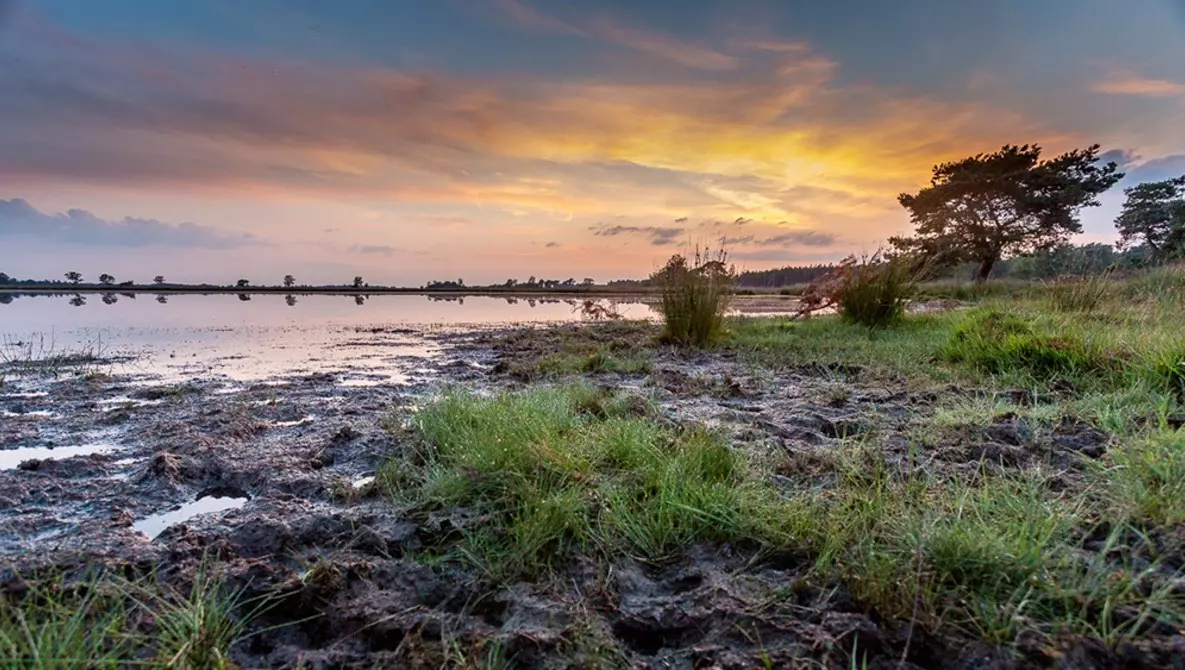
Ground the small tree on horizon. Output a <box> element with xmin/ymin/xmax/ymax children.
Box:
<box><xmin>154</xmin><ymin>275</ymin><xmax>166</xmax><ymax>285</ymax></box>
<box><xmin>353</xmin><ymin>276</ymin><xmax>364</xmax><ymax>288</ymax></box>
<box><xmin>0</xmin><ymin>272</ymin><xmax>10</xmax><ymax>284</ymax></box>
<box><xmin>236</xmin><ymin>279</ymin><xmax>250</xmax><ymax>288</ymax></box>
<box><xmin>99</xmin><ymin>274</ymin><xmax>115</xmax><ymax>285</ymax></box>
<box><xmin>891</xmin><ymin>144</ymin><xmax>1123</xmax><ymax>281</ymax></box>
<box><xmin>283</xmin><ymin>275</ymin><xmax>295</xmax><ymax>288</ymax></box>
<box><xmin>1116</xmin><ymin>175</ymin><xmax>1185</xmax><ymax>261</ymax></box>
<box><xmin>65</xmin><ymin>271</ymin><xmax>83</xmax><ymax>284</ymax></box>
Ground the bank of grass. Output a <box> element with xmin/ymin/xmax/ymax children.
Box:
<box><xmin>380</xmin><ymin>383</ymin><xmax>1185</xmax><ymax>650</ymax></box>
<box><xmin>378</xmin><ymin>266</ymin><xmax>1185</xmax><ymax>655</ymax></box>
<box><xmin>0</xmin><ymin>565</ymin><xmax>273</xmax><ymax>669</ymax></box>
<box><xmin>379</xmin><ymin>384</ymin><xmax>789</xmax><ymax>578</ymax></box>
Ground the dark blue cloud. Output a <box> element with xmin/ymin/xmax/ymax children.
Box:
<box><xmin>0</xmin><ymin>198</ymin><xmax>261</xmax><ymax>248</ymax></box>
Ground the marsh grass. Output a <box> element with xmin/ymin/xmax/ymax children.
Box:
<box><xmin>0</xmin><ymin>333</ymin><xmax>107</xmax><ymax>379</ymax></box>
<box><xmin>837</xmin><ymin>254</ymin><xmax>919</xmax><ymax>328</ymax></box>
<box><xmin>0</xmin><ymin>574</ymin><xmax>133</xmax><ymax>669</ymax></box>
<box><xmin>653</xmin><ymin>247</ymin><xmax>735</xmax><ymax>346</ymax></box>
<box><xmin>0</xmin><ymin>564</ymin><xmax>277</xmax><ymax>669</ymax></box>
<box><xmin>1044</xmin><ymin>272</ymin><xmax>1113</xmax><ymax>313</ymax></box>
<box><xmin>380</xmin><ymin>384</ymin><xmax>788</xmax><ymax>578</ymax></box>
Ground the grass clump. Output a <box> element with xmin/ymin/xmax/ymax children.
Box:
<box><xmin>837</xmin><ymin>254</ymin><xmax>918</xmax><ymax>328</ymax></box>
<box><xmin>538</xmin><ymin>349</ymin><xmax>651</xmax><ymax>375</ymax></box>
<box><xmin>652</xmin><ymin>247</ymin><xmax>735</xmax><ymax>347</ymax></box>
<box><xmin>1044</xmin><ymin>273</ymin><xmax>1113</xmax><ymax>313</ymax></box>
<box><xmin>943</xmin><ymin>310</ymin><xmax>1118</xmax><ymax>382</ymax></box>
<box><xmin>1105</xmin><ymin>429</ymin><xmax>1185</xmax><ymax>525</ymax></box>
<box><xmin>0</xmin><ymin>564</ymin><xmax>275</xmax><ymax>669</ymax></box>
<box><xmin>381</xmin><ymin>384</ymin><xmax>784</xmax><ymax>578</ymax></box>
<box><xmin>0</xmin><ymin>575</ymin><xmax>133</xmax><ymax>669</ymax></box>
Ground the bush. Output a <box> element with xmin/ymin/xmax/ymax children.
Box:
<box><xmin>796</xmin><ymin>252</ymin><xmax>919</xmax><ymax>327</ymax></box>
<box><xmin>838</xmin><ymin>254</ymin><xmax>917</xmax><ymax>327</ymax></box>
<box><xmin>653</xmin><ymin>247</ymin><xmax>735</xmax><ymax>346</ymax></box>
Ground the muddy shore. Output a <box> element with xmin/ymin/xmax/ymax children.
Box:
<box><xmin>0</xmin><ymin>320</ymin><xmax>1175</xmax><ymax>668</ymax></box>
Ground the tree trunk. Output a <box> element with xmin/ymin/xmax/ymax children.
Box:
<box><xmin>976</xmin><ymin>256</ymin><xmax>996</xmax><ymax>283</ymax></box>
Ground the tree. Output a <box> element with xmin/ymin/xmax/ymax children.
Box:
<box><xmin>891</xmin><ymin>144</ymin><xmax>1123</xmax><ymax>281</ymax></box>
<box><xmin>283</xmin><ymin>275</ymin><xmax>295</xmax><ymax>288</ymax></box>
<box><xmin>98</xmin><ymin>273</ymin><xmax>114</xmax><ymax>285</ymax></box>
<box><xmin>154</xmin><ymin>275</ymin><xmax>166</xmax><ymax>285</ymax></box>
<box><xmin>1115</xmin><ymin>175</ymin><xmax>1185</xmax><ymax>260</ymax></box>
<box><xmin>0</xmin><ymin>272</ymin><xmax>9</xmax><ymax>284</ymax></box>
<box><xmin>353</xmin><ymin>276</ymin><xmax>364</xmax><ymax>288</ymax></box>
<box><xmin>582</xmin><ymin>277</ymin><xmax>595</xmax><ymax>286</ymax></box>
<box><xmin>236</xmin><ymin>279</ymin><xmax>250</xmax><ymax>288</ymax></box>
<box><xmin>65</xmin><ymin>271</ymin><xmax>82</xmax><ymax>284</ymax></box>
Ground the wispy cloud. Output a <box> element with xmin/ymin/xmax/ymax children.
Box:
<box><xmin>1094</xmin><ymin>70</ymin><xmax>1185</xmax><ymax>98</ymax></box>
<box><xmin>490</xmin><ymin>0</ymin><xmax>739</xmax><ymax>71</ymax></box>
<box><xmin>544</xmin><ymin>241</ymin><xmax>560</xmax><ymax>248</ymax></box>
<box><xmin>719</xmin><ymin>230</ymin><xmax>835</xmax><ymax>248</ymax></box>
<box><xmin>491</xmin><ymin>0</ymin><xmax>584</xmax><ymax>36</ymax></box>
<box><xmin>352</xmin><ymin>244</ymin><xmax>403</xmax><ymax>257</ymax></box>
<box><xmin>0</xmin><ymin>197</ymin><xmax>261</xmax><ymax>248</ymax></box>
<box><xmin>593</xmin><ymin>225</ymin><xmax>684</xmax><ymax>245</ymax></box>
<box><xmin>591</xmin><ymin>18</ymin><xmax>740</xmax><ymax>71</ymax></box>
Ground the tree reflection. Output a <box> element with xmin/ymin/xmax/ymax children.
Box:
<box><xmin>354</xmin><ymin>295</ymin><xmax>365</xmax><ymax>306</ymax></box>
<box><xmin>285</xmin><ymin>295</ymin><xmax>297</xmax><ymax>307</ymax></box>
<box><xmin>0</xmin><ymin>294</ymin><xmax>12</xmax><ymax>305</ymax></box>
<box><xmin>101</xmin><ymin>293</ymin><xmax>118</xmax><ymax>305</ymax></box>
<box><xmin>156</xmin><ymin>295</ymin><xmax>169</xmax><ymax>304</ymax></box>
<box><xmin>69</xmin><ymin>294</ymin><xmax>86</xmax><ymax>307</ymax></box>
<box><xmin>238</xmin><ymin>294</ymin><xmax>251</xmax><ymax>301</ymax></box>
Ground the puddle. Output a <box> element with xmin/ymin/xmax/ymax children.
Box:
<box><xmin>97</xmin><ymin>396</ymin><xmax>164</xmax><ymax>409</ymax></box>
<box><xmin>1</xmin><ymin>443</ymin><xmax>117</xmax><ymax>470</ymax></box>
<box><xmin>0</xmin><ymin>410</ymin><xmax>57</xmax><ymax>419</ymax></box>
<box><xmin>352</xmin><ymin>475</ymin><xmax>375</xmax><ymax>489</ymax></box>
<box><xmin>134</xmin><ymin>491</ymin><xmax>249</xmax><ymax>540</ymax></box>
<box><xmin>273</xmin><ymin>415</ymin><xmax>315</xmax><ymax>427</ymax></box>
<box><xmin>338</xmin><ymin>378</ymin><xmax>393</xmax><ymax>388</ymax></box>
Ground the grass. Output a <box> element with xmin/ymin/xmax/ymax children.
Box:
<box><xmin>372</xmin><ymin>266</ymin><xmax>1185</xmax><ymax>659</ymax></box>
<box><xmin>379</xmin><ymin>384</ymin><xmax>789</xmax><ymax>578</ymax></box>
<box><xmin>0</xmin><ymin>564</ymin><xmax>277</xmax><ymax>669</ymax></box>
<box><xmin>379</xmin><ymin>382</ymin><xmax>1185</xmax><ymax>649</ymax></box>
<box><xmin>653</xmin><ymin>247</ymin><xmax>735</xmax><ymax>346</ymax></box>
<box><xmin>837</xmin><ymin>254</ymin><xmax>918</xmax><ymax>328</ymax></box>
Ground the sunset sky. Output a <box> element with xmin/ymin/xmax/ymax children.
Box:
<box><xmin>2</xmin><ymin>0</ymin><xmax>1184</xmax><ymax>285</ymax></box>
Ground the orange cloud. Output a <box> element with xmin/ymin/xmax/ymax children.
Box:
<box><xmin>2</xmin><ymin>24</ymin><xmax>1075</xmax><ymax>267</ymax></box>
<box><xmin>1094</xmin><ymin>71</ymin><xmax>1185</xmax><ymax>98</ymax></box>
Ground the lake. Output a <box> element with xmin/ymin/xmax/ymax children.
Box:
<box><xmin>0</xmin><ymin>292</ymin><xmax>663</xmax><ymax>385</ymax></box>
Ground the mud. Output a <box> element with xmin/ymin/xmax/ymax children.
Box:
<box><xmin>1</xmin><ymin>321</ymin><xmax>1180</xmax><ymax>668</ymax></box>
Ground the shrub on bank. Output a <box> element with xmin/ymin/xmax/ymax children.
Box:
<box><xmin>837</xmin><ymin>254</ymin><xmax>918</xmax><ymax>328</ymax></box>
<box><xmin>653</xmin><ymin>247</ymin><xmax>735</xmax><ymax>346</ymax></box>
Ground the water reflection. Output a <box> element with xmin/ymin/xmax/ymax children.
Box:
<box><xmin>5</xmin><ymin>292</ymin><xmax>618</xmax><ymax>311</ymax></box>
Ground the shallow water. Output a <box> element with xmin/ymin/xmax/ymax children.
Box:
<box><xmin>0</xmin><ymin>443</ymin><xmax>117</xmax><ymax>470</ymax></box>
<box><xmin>0</xmin><ymin>292</ymin><xmax>657</xmax><ymax>384</ymax></box>
<box><xmin>133</xmin><ymin>494</ymin><xmax>250</xmax><ymax>539</ymax></box>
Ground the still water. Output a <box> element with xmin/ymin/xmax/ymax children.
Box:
<box><xmin>0</xmin><ymin>292</ymin><xmax>657</xmax><ymax>385</ymax></box>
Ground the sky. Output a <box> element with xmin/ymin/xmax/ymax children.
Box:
<box><xmin>1</xmin><ymin>0</ymin><xmax>1184</xmax><ymax>286</ymax></box>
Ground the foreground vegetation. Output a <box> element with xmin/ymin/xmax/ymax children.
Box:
<box><xmin>4</xmin><ymin>266</ymin><xmax>1184</xmax><ymax>666</ymax></box>
<box><xmin>376</xmin><ymin>264</ymin><xmax>1185</xmax><ymax>662</ymax></box>
<box><xmin>0</xmin><ymin>563</ymin><xmax>270</xmax><ymax>669</ymax></box>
